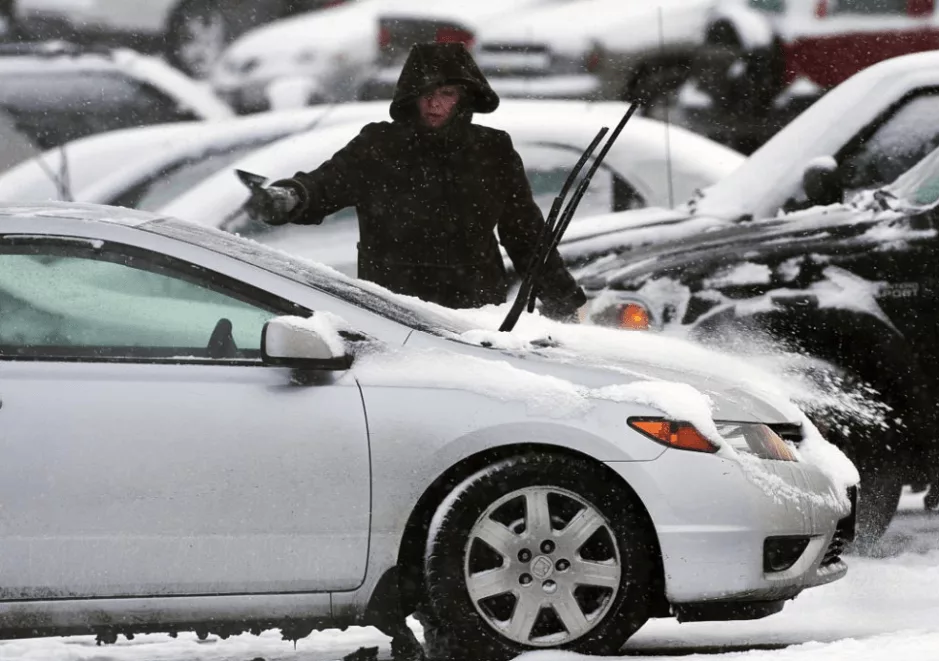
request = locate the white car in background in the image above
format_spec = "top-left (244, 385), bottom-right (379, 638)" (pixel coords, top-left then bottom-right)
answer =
top-left (0, 101), bottom-right (391, 205)
top-left (357, 0), bottom-right (563, 100)
top-left (11, 0), bottom-right (347, 77)
top-left (210, 0), bottom-right (552, 114)
top-left (474, 0), bottom-right (734, 104)
top-left (0, 42), bottom-right (232, 171)
top-left (156, 101), bottom-right (742, 275)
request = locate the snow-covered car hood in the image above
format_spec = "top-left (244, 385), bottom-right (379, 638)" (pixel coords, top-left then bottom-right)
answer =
top-left (391, 300), bottom-right (802, 428)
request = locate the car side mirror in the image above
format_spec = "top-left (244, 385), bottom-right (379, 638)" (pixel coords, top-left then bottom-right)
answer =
top-left (261, 315), bottom-right (352, 371)
top-left (802, 156), bottom-right (844, 208)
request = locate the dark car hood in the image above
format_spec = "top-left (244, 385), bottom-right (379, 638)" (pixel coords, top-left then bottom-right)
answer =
top-left (574, 200), bottom-right (913, 289)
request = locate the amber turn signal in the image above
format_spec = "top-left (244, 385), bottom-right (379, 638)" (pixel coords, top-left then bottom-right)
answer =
top-left (628, 419), bottom-right (719, 453)
top-left (619, 303), bottom-right (651, 330)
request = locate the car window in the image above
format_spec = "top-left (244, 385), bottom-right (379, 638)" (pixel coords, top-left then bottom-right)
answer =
top-left (0, 244), bottom-right (282, 360)
top-left (832, 0), bottom-right (907, 13)
top-left (113, 143), bottom-right (271, 212)
top-left (0, 71), bottom-right (197, 149)
top-left (839, 93), bottom-right (939, 192)
top-left (515, 142), bottom-right (644, 218)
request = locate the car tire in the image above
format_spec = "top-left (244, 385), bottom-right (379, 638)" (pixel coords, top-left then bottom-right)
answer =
top-left (423, 454), bottom-right (655, 660)
top-left (166, 0), bottom-right (228, 78)
top-left (852, 463), bottom-right (903, 554)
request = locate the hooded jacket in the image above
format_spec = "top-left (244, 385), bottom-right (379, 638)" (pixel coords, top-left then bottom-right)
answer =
top-left (274, 42), bottom-right (585, 315)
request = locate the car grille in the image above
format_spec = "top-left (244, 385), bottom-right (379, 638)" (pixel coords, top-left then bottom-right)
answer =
top-left (822, 486), bottom-right (858, 568)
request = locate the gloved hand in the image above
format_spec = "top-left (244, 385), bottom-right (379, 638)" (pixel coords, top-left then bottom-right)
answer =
top-left (541, 287), bottom-right (587, 323)
top-left (245, 185), bottom-right (300, 226)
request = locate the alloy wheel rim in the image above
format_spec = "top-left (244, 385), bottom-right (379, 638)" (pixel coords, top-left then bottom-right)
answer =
top-left (463, 486), bottom-right (621, 647)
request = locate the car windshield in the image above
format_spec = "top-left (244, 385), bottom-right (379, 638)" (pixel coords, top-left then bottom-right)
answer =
top-left (884, 143), bottom-right (939, 207)
top-left (143, 217), bottom-right (473, 335)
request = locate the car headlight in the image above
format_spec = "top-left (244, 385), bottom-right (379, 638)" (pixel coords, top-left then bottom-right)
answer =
top-left (716, 422), bottom-right (799, 462)
top-left (628, 419), bottom-right (799, 461)
top-left (585, 294), bottom-right (656, 330)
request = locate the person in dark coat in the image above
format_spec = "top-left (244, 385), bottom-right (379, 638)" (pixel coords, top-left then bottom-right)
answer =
top-left (247, 42), bottom-right (586, 320)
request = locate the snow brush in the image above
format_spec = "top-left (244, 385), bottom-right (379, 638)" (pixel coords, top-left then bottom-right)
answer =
top-left (499, 103), bottom-right (640, 333)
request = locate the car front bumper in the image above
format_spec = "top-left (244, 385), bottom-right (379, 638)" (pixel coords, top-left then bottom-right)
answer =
top-left (608, 447), bottom-right (855, 608)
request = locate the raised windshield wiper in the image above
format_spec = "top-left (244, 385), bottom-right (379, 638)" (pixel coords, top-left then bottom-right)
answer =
top-left (499, 103), bottom-right (640, 333)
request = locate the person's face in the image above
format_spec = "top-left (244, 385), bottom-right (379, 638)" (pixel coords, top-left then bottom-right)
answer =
top-left (418, 85), bottom-right (463, 129)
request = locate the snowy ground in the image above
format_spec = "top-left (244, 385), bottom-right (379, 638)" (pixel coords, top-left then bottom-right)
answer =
top-left (2, 491), bottom-right (936, 661)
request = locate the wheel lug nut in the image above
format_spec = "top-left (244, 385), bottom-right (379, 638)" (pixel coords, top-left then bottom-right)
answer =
top-left (542, 580), bottom-right (558, 594)
top-left (556, 559), bottom-right (570, 571)
top-left (541, 540), bottom-right (555, 554)
top-left (518, 549), bottom-right (532, 562)
top-left (519, 574), bottom-right (533, 586)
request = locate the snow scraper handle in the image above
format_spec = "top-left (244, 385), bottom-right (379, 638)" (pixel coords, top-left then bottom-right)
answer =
top-left (500, 103), bottom-right (640, 332)
top-left (499, 126), bottom-right (609, 332)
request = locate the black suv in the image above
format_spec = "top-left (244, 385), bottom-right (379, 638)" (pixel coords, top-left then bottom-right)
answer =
top-left (569, 144), bottom-right (939, 549)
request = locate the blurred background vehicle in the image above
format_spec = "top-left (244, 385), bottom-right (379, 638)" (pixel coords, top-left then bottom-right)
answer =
top-left (210, 0), bottom-right (557, 114)
top-left (357, 0), bottom-right (560, 101)
top-left (678, 0), bottom-right (939, 153)
top-left (0, 41), bottom-right (231, 170)
top-left (551, 48), bottom-right (939, 262)
top-left (146, 101), bottom-right (741, 276)
top-left (6, 0), bottom-right (348, 78)
top-left (0, 101), bottom-right (389, 203)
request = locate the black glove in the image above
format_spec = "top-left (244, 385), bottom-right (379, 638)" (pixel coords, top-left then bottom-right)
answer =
top-left (245, 185), bottom-right (300, 226)
top-left (541, 287), bottom-right (587, 323)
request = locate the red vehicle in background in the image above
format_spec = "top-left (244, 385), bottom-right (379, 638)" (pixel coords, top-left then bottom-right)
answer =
top-left (677, 0), bottom-right (939, 153)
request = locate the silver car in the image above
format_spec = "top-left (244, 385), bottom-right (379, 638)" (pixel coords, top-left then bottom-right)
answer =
top-left (0, 203), bottom-right (856, 657)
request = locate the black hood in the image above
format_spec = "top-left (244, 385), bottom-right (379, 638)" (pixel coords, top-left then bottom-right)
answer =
top-left (390, 42), bottom-right (499, 122)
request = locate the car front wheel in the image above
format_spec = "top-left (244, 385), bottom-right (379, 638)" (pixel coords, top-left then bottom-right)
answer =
top-left (423, 454), bottom-right (655, 660)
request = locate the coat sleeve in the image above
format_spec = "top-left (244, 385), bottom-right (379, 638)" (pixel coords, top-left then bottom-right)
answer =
top-left (495, 133), bottom-right (587, 317)
top-left (271, 123), bottom-right (385, 226)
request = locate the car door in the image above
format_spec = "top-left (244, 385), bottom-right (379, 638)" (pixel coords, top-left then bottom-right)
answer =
top-left (787, 0), bottom-right (939, 88)
top-left (0, 235), bottom-right (370, 599)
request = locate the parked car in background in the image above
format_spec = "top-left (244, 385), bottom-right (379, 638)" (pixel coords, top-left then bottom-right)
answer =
top-left (474, 0), bottom-right (722, 106)
top-left (0, 41), bottom-right (232, 168)
top-left (211, 0), bottom-right (552, 114)
top-left (569, 139), bottom-right (939, 553)
top-left (155, 101), bottom-right (743, 276)
top-left (211, 0), bottom-right (413, 114)
top-left (0, 202), bottom-right (857, 656)
top-left (357, 0), bottom-right (558, 101)
top-left (474, 0), bottom-right (939, 154)
top-left (9, 0), bottom-right (349, 77)
top-left (0, 101), bottom-right (390, 205)
top-left (676, 0), bottom-right (939, 153)
top-left (552, 48), bottom-right (939, 264)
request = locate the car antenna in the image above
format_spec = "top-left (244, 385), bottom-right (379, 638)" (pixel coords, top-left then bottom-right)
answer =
top-left (499, 103), bottom-right (640, 332)
top-left (33, 145), bottom-right (74, 202)
top-left (658, 5), bottom-right (675, 208)
top-left (58, 144), bottom-right (73, 202)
